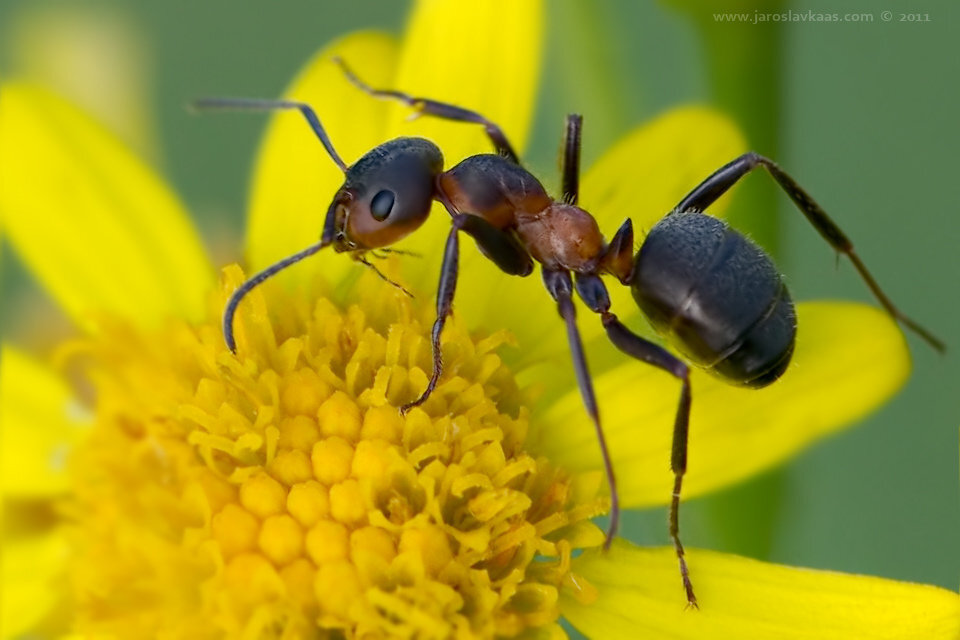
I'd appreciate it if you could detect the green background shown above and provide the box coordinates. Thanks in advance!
[1,0,956,604]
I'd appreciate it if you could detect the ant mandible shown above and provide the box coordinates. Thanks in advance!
[195,59,944,608]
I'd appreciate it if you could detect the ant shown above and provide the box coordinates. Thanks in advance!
[195,59,943,608]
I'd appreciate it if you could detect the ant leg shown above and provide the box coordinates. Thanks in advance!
[574,273,697,608]
[556,116,633,285]
[402,179,534,413]
[561,114,583,204]
[458,215,534,276]
[354,254,414,298]
[542,269,620,551]
[558,114,637,284]
[334,57,519,163]
[401,218,462,414]
[605,312,696,608]
[673,152,944,352]
[372,247,423,258]
[402,213,534,414]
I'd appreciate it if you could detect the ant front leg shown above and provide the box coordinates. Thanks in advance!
[335,58,520,164]
[574,273,698,608]
[542,269,620,550]
[402,209,534,414]
[674,152,944,352]
[401,216,462,415]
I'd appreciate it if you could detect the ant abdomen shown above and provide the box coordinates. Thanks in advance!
[630,212,797,387]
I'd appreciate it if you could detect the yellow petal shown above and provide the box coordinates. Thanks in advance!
[1,530,69,638]
[582,106,748,235]
[384,0,544,292]
[562,541,960,640]
[0,345,88,497]
[245,32,399,289]
[8,5,158,159]
[388,0,543,167]
[0,84,212,330]
[533,302,910,507]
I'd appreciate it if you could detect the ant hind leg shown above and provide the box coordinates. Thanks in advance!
[574,272,698,608]
[672,152,944,352]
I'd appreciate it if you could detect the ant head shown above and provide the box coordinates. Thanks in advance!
[326,137,444,251]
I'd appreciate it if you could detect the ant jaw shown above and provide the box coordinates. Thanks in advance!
[333,235,357,253]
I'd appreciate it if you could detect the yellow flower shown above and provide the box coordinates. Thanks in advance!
[1,1,957,638]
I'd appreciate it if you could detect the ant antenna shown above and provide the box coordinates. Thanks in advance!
[193,95,355,352]
[222,240,328,353]
[191,97,349,173]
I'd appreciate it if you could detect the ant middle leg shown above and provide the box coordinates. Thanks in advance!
[561,114,583,205]
[334,57,519,163]
[574,272,698,608]
[672,152,944,352]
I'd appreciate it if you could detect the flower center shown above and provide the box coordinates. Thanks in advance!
[66,266,604,639]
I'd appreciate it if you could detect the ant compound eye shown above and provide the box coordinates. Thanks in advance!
[340,138,440,248]
[370,189,395,221]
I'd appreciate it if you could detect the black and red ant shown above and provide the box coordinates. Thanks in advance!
[195,59,943,607]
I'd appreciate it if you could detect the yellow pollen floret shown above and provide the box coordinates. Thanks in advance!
[259,514,305,565]
[240,471,287,518]
[212,503,259,557]
[306,520,350,565]
[311,436,354,485]
[64,267,605,639]
[287,480,330,527]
